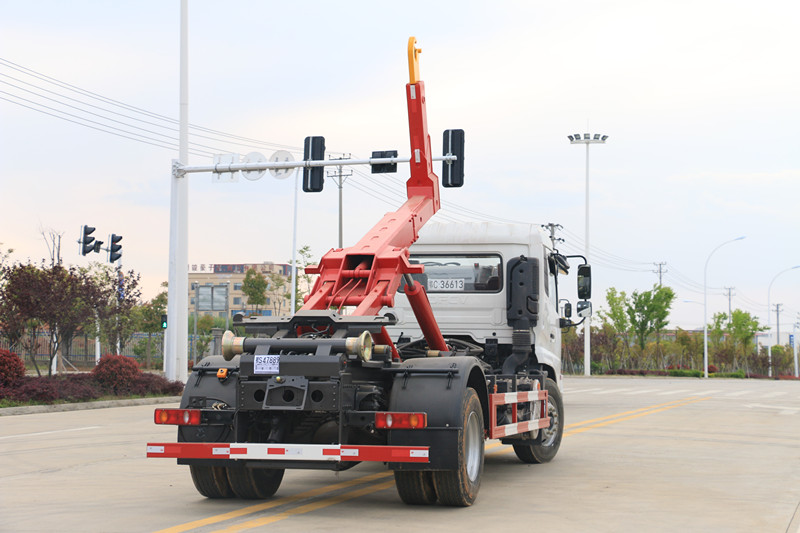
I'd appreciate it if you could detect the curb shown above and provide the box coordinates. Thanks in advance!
[0,396,182,417]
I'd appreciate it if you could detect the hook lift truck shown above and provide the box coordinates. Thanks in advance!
[147,37,592,506]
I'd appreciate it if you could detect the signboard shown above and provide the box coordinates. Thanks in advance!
[197,285,228,312]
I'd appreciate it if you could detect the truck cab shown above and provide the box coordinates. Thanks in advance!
[386,221,571,388]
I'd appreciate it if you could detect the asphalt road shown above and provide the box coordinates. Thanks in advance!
[2,376,799,533]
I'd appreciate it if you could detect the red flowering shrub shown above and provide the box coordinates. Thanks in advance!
[708,364,719,373]
[0,349,26,387]
[91,355,140,394]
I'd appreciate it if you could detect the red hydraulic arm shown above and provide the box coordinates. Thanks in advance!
[301,37,448,354]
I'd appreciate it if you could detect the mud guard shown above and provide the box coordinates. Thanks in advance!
[388,356,488,471]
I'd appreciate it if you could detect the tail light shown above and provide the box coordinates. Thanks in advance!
[154,408,202,426]
[375,412,427,429]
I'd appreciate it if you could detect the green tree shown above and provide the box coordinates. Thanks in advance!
[627,284,676,356]
[728,309,764,371]
[241,268,267,313]
[266,272,290,316]
[289,245,315,311]
[89,263,142,354]
[136,282,168,368]
[598,287,631,365]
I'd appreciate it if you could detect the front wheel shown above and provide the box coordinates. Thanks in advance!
[513,377,563,464]
[431,388,484,506]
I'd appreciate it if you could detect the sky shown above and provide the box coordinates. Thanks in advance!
[1,0,798,334]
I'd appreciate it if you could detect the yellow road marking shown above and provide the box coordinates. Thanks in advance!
[154,471,393,533]
[161,396,709,531]
[212,480,397,532]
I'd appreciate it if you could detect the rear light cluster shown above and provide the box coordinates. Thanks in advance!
[375,412,427,429]
[154,408,201,426]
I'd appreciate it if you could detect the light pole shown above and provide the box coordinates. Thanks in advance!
[703,236,745,378]
[767,265,800,377]
[568,133,608,376]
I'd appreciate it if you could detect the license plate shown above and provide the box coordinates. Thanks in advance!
[428,278,465,291]
[254,354,280,374]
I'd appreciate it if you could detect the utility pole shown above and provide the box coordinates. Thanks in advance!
[541,223,564,251]
[653,262,667,286]
[774,303,783,347]
[327,154,352,249]
[724,287,735,323]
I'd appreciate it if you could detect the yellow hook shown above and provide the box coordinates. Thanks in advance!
[408,36,421,84]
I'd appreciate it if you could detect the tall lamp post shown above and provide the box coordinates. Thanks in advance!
[568,133,608,376]
[703,236,745,378]
[767,265,800,377]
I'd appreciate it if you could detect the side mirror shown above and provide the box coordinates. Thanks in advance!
[576,300,592,318]
[577,264,592,300]
[562,302,572,318]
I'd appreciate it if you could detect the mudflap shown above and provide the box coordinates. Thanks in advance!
[387,356,488,471]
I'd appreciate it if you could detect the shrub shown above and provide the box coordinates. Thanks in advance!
[0,349,26,387]
[129,372,184,397]
[667,369,703,378]
[92,354,141,394]
[707,364,719,373]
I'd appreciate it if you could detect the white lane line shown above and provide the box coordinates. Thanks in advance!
[724,390,750,397]
[761,391,787,399]
[594,388,631,395]
[657,389,691,396]
[565,388,603,394]
[0,426,102,440]
[623,389,660,395]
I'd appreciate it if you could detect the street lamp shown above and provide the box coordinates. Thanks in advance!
[703,236,745,378]
[568,132,608,376]
[767,265,800,377]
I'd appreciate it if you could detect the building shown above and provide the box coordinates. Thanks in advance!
[188,262,293,319]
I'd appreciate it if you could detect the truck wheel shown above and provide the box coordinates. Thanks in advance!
[226,467,285,499]
[432,388,484,506]
[394,471,437,505]
[190,465,234,498]
[513,377,563,464]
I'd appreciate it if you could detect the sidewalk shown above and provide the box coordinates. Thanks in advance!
[0,396,181,416]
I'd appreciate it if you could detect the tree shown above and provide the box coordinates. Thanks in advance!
[289,245,315,311]
[598,287,631,365]
[266,272,290,316]
[136,283,168,369]
[727,309,764,371]
[0,262,105,376]
[241,268,268,313]
[627,284,676,355]
[89,263,142,354]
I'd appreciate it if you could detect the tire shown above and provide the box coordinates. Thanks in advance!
[513,377,563,464]
[432,388,484,506]
[226,467,285,499]
[189,465,234,498]
[394,471,438,505]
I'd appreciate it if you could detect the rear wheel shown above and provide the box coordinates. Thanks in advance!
[394,471,438,505]
[189,465,234,498]
[432,388,484,506]
[226,467,285,499]
[513,377,563,464]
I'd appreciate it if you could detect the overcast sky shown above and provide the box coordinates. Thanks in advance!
[1,0,798,333]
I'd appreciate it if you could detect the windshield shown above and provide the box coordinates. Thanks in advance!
[400,254,503,293]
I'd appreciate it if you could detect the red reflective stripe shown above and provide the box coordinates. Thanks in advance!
[267,448,286,455]
[229,447,247,455]
[322,448,340,456]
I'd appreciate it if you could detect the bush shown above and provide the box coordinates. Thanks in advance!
[91,355,141,394]
[0,349,26,386]
[667,369,703,378]
[707,364,719,373]
[128,372,184,397]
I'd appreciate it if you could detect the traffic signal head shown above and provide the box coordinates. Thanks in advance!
[302,136,326,192]
[80,225,96,256]
[109,234,122,263]
[161,314,168,329]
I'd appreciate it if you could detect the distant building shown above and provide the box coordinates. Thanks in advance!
[188,262,292,319]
